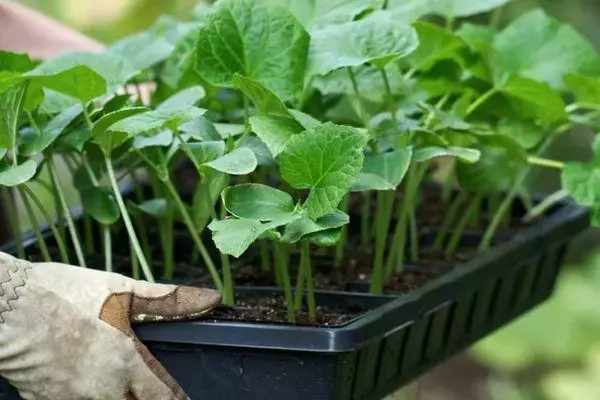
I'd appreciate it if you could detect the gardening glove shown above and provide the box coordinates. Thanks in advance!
[0,251,222,400]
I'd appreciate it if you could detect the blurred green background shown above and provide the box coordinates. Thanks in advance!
[14,0,600,399]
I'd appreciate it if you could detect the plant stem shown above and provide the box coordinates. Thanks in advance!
[294,246,306,311]
[1,188,24,258]
[48,156,87,267]
[370,191,396,294]
[103,225,112,272]
[386,163,428,275]
[445,194,482,258]
[465,88,497,117]
[335,195,349,265]
[20,187,51,262]
[523,189,569,223]
[526,156,565,170]
[347,67,370,126]
[275,243,295,323]
[409,208,419,263]
[380,68,400,135]
[361,193,372,247]
[260,241,271,272]
[163,179,223,291]
[479,178,524,251]
[104,155,154,282]
[243,95,251,133]
[219,205,234,306]
[130,239,140,280]
[301,241,316,320]
[83,214,95,254]
[432,192,467,251]
[21,185,69,263]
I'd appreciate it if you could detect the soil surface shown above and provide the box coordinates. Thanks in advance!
[209,295,367,326]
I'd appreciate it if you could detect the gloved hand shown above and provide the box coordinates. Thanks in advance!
[0,252,221,400]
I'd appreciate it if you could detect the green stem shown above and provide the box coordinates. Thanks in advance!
[130,239,140,280]
[2,188,24,258]
[294,247,306,311]
[48,156,86,267]
[361,193,372,247]
[20,187,51,262]
[479,179,523,251]
[82,104,94,129]
[21,185,69,264]
[380,68,400,135]
[275,243,295,323]
[219,205,234,306]
[129,169,153,269]
[83,214,95,254]
[103,225,112,272]
[523,189,569,224]
[243,95,251,133]
[347,67,369,127]
[526,156,565,170]
[104,155,154,282]
[163,179,223,291]
[301,241,316,320]
[370,191,395,294]
[386,163,428,274]
[335,195,349,265]
[260,241,271,272]
[445,194,481,258]
[432,191,467,251]
[409,208,419,263]
[465,88,497,117]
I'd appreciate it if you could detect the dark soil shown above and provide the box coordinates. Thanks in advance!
[209,295,366,327]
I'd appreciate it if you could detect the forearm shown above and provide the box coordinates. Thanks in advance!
[0,0,103,60]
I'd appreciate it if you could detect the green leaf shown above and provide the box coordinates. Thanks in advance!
[0,82,27,150]
[388,0,511,20]
[352,148,412,191]
[307,228,344,247]
[209,215,298,258]
[32,52,138,92]
[157,86,206,111]
[260,0,383,30]
[249,115,303,157]
[238,135,275,166]
[195,0,309,101]
[280,122,367,219]
[561,163,600,207]
[308,10,418,77]
[132,198,170,218]
[281,210,349,243]
[180,117,222,141]
[565,74,600,108]
[494,9,600,90]
[498,75,567,123]
[108,32,175,71]
[456,142,525,192]
[408,22,467,71]
[26,65,107,103]
[419,102,470,130]
[21,104,83,157]
[188,141,226,165]
[92,107,149,155]
[231,74,293,118]
[203,147,258,175]
[192,171,229,230]
[107,107,205,145]
[80,186,120,225]
[413,146,481,163]
[160,26,200,88]
[222,183,295,221]
[133,130,174,149]
[313,64,407,102]
[59,128,92,153]
[497,119,545,150]
[0,51,34,72]
[288,110,322,130]
[0,160,37,186]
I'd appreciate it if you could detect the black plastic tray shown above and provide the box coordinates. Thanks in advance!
[0,198,590,399]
